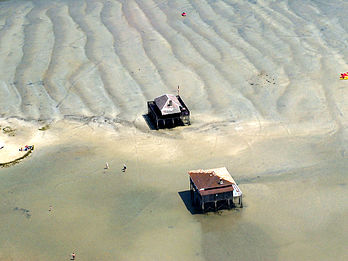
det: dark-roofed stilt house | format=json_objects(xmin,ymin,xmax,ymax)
[
  {"xmin": 188, "ymin": 167, "xmax": 243, "ymax": 212},
  {"xmin": 147, "ymin": 94, "xmax": 190, "ymax": 129}
]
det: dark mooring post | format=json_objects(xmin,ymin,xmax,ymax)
[
  {"xmin": 154, "ymin": 113, "xmax": 159, "ymax": 129},
  {"xmin": 190, "ymin": 182, "xmax": 193, "ymax": 202}
]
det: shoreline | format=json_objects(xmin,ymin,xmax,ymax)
[
  {"xmin": 0, "ymin": 115, "xmax": 342, "ymax": 168},
  {"xmin": 0, "ymin": 116, "xmax": 344, "ymax": 173}
]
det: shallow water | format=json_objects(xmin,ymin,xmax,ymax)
[{"xmin": 0, "ymin": 126, "xmax": 347, "ymax": 261}]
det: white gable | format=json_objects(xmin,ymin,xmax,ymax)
[{"xmin": 154, "ymin": 94, "xmax": 181, "ymax": 115}]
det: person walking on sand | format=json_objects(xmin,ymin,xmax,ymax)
[
  {"xmin": 71, "ymin": 252, "xmax": 76, "ymax": 260},
  {"xmin": 122, "ymin": 164, "xmax": 127, "ymax": 172}
]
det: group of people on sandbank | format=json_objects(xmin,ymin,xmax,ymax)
[{"xmin": 18, "ymin": 145, "xmax": 34, "ymax": 151}]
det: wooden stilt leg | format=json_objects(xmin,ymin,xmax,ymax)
[
  {"xmin": 214, "ymin": 201, "xmax": 217, "ymax": 211},
  {"xmin": 202, "ymin": 202, "xmax": 205, "ymax": 212},
  {"xmin": 228, "ymin": 199, "xmax": 231, "ymax": 209},
  {"xmin": 190, "ymin": 182, "xmax": 193, "ymax": 205}
]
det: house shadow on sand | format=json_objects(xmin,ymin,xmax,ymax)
[{"xmin": 142, "ymin": 114, "xmax": 157, "ymax": 130}]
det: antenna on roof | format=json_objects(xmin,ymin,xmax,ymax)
[{"xmin": 177, "ymin": 85, "xmax": 180, "ymax": 96}]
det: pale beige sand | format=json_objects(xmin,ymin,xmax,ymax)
[
  {"xmin": 0, "ymin": 119, "xmax": 55, "ymax": 163},
  {"xmin": 0, "ymin": 0, "xmax": 348, "ymax": 260}
]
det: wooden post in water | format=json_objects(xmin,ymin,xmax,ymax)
[{"xmin": 190, "ymin": 182, "xmax": 193, "ymax": 204}]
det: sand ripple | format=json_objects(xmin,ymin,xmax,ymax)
[{"xmin": 0, "ymin": 0, "xmax": 347, "ymax": 134}]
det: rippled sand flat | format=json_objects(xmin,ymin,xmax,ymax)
[
  {"xmin": 0, "ymin": 0, "xmax": 346, "ymax": 128},
  {"xmin": 0, "ymin": 0, "xmax": 347, "ymax": 260}
]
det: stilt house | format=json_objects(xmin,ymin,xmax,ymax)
[
  {"xmin": 188, "ymin": 167, "xmax": 243, "ymax": 212},
  {"xmin": 147, "ymin": 94, "xmax": 190, "ymax": 129}
]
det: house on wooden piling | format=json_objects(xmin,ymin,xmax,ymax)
[
  {"xmin": 188, "ymin": 167, "xmax": 243, "ymax": 212},
  {"xmin": 147, "ymin": 94, "xmax": 190, "ymax": 129}
]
